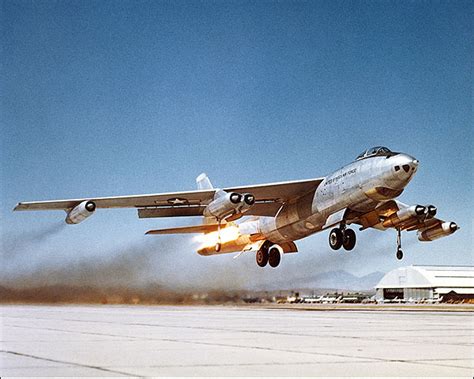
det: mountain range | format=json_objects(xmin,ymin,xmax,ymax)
[{"xmin": 268, "ymin": 270, "xmax": 385, "ymax": 292}]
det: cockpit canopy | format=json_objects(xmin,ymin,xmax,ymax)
[{"xmin": 356, "ymin": 146, "xmax": 395, "ymax": 160}]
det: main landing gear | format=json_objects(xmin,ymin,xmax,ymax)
[
  {"xmin": 396, "ymin": 228, "xmax": 403, "ymax": 260},
  {"xmin": 256, "ymin": 241, "xmax": 281, "ymax": 268},
  {"xmin": 256, "ymin": 248, "xmax": 268, "ymax": 267},
  {"xmin": 329, "ymin": 225, "xmax": 356, "ymax": 251}
]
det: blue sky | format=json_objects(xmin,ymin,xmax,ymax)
[{"xmin": 1, "ymin": 0, "xmax": 472, "ymax": 289}]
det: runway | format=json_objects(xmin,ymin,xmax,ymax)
[{"xmin": 1, "ymin": 305, "xmax": 473, "ymax": 376}]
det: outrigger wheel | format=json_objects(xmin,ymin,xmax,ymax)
[
  {"xmin": 396, "ymin": 228, "xmax": 403, "ymax": 260},
  {"xmin": 396, "ymin": 249, "xmax": 403, "ymax": 260}
]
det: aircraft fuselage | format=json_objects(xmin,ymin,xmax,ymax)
[{"xmin": 259, "ymin": 153, "xmax": 419, "ymax": 243}]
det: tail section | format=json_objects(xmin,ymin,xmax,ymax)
[
  {"xmin": 196, "ymin": 173, "xmax": 216, "ymax": 224},
  {"xmin": 196, "ymin": 173, "xmax": 213, "ymax": 190}
]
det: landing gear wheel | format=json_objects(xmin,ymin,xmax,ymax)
[
  {"xmin": 215, "ymin": 243, "xmax": 221, "ymax": 252},
  {"xmin": 268, "ymin": 248, "xmax": 281, "ymax": 268},
  {"xmin": 396, "ymin": 249, "xmax": 403, "ymax": 260},
  {"xmin": 256, "ymin": 249, "xmax": 269, "ymax": 267},
  {"xmin": 342, "ymin": 229, "xmax": 356, "ymax": 251},
  {"xmin": 329, "ymin": 228, "xmax": 343, "ymax": 250}
]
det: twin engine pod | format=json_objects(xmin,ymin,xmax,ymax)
[
  {"xmin": 65, "ymin": 200, "xmax": 96, "ymax": 224},
  {"xmin": 382, "ymin": 204, "xmax": 437, "ymax": 229},
  {"xmin": 418, "ymin": 222, "xmax": 459, "ymax": 241},
  {"xmin": 203, "ymin": 190, "xmax": 255, "ymax": 220}
]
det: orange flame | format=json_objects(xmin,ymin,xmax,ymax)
[{"xmin": 194, "ymin": 226, "xmax": 240, "ymax": 248}]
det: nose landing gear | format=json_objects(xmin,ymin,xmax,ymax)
[{"xmin": 329, "ymin": 225, "xmax": 356, "ymax": 251}]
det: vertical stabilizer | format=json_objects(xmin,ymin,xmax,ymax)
[
  {"xmin": 196, "ymin": 173, "xmax": 214, "ymax": 190},
  {"xmin": 197, "ymin": 173, "xmax": 216, "ymax": 225}
]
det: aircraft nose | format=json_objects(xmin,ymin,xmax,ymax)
[
  {"xmin": 406, "ymin": 157, "xmax": 419, "ymax": 172},
  {"xmin": 392, "ymin": 154, "xmax": 418, "ymax": 175}
]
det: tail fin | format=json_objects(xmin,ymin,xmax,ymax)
[
  {"xmin": 196, "ymin": 173, "xmax": 218, "ymax": 225},
  {"xmin": 196, "ymin": 173, "xmax": 213, "ymax": 190}
]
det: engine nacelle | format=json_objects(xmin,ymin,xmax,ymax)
[
  {"xmin": 240, "ymin": 193, "xmax": 256, "ymax": 213},
  {"xmin": 203, "ymin": 191, "xmax": 255, "ymax": 220},
  {"xmin": 426, "ymin": 205, "xmax": 437, "ymax": 219},
  {"xmin": 382, "ymin": 205, "xmax": 426, "ymax": 228},
  {"xmin": 417, "ymin": 222, "xmax": 459, "ymax": 242},
  {"xmin": 65, "ymin": 201, "xmax": 96, "ymax": 224}
]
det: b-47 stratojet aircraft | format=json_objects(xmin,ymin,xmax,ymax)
[{"xmin": 14, "ymin": 146, "xmax": 459, "ymax": 267}]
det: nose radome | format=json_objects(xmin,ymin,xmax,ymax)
[{"xmin": 409, "ymin": 157, "xmax": 419, "ymax": 171}]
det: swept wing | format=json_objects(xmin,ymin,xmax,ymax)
[{"xmin": 14, "ymin": 177, "xmax": 324, "ymax": 218}]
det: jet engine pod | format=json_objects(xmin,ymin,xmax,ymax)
[
  {"xmin": 239, "ymin": 193, "xmax": 256, "ymax": 214},
  {"xmin": 418, "ymin": 222, "xmax": 459, "ymax": 241},
  {"xmin": 65, "ymin": 201, "xmax": 96, "ymax": 224},
  {"xmin": 243, "ymin": 193, "xmax": 255, "ymax": 206},
  {"xmin": 203, "ymin": 191, "xmax": 255, "ymax": 220},
  {"xmin": 426, "ymin": 205, "xmax": 437, "ymax": 218},
  {"xmin": 229, "ymin": 192, "xmax": 242, "ymax": 204},
  {"xmin": 382, "ymin": 205, "xmax": 426, "ymax": 228}
]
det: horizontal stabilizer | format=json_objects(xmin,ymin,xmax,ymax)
[{"xmin": 145, "ymin": 224, "xmax": 222, "ymax": 235}]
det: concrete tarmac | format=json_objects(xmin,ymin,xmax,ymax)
[{"xmin": 1, "ymin": 305, "xmax": 473, "ymax": 376}]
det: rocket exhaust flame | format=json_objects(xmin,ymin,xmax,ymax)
[{"xmin": 194, "ymin": 226, "xmax": 241, "ymax": 249}]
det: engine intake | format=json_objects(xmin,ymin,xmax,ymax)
[
  {"xmin": 229, "ymin": 193, "xmax": 242, "ymax": 204},
  {"xmin": 243, "ymin": 194, "xmax": 255, "ymax": 206},
  {"xmin": 426, "ymin": 205, "xmax": 437, "ymax": 218},
  {"xmin": 66, "ymin": 201, "xmax": 96, "ymax": 224}
]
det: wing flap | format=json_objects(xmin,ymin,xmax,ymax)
[
  {"xmin": 138, "ymin": 206, "xmax": 206, "ymax": 218},
  {"xmin": 145, "ymin": 224, "xmax": 221, "ymax": 235}
]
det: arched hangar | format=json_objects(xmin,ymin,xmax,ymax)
[{"xmin": 375, "ymin": 265, "xmax": 474, "ymax": 302}]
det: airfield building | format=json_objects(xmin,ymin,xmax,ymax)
[{"xmin": 375, "ymin": 265, "xmax": 474, "ymax": 303}]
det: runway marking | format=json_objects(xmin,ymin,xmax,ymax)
[
  {"xmin": 4, "ymin": 323, "xmax": 473, "ymax": 370},
  {"xmin": 5, "ymin": 319, "xmax": 471, "ymax": 350},
  {"xmin": 3, "ymin": 306, "xmax": 473, "ymax": 375},
  {"xmin": 4, "ymin": 314, "xmax": 472, "ymax": 346},
  {"xmin": 0, "ymin": 350, "xmax": 138, "ymax": 376}
]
